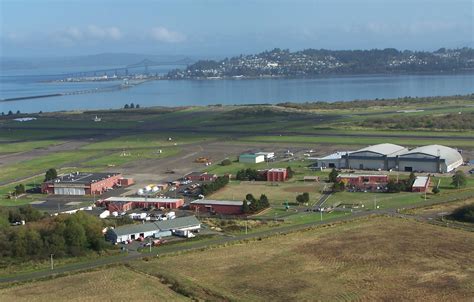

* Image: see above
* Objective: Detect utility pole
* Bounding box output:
[320,210,323,221]
[50,254,54,270]
[149,237,152,253]
[245,219,248,235]
[374,196,377,210]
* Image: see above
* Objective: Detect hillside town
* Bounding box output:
[167,48,474,79]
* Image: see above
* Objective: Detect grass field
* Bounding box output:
[0,140,64,154]
[205,159,320,179]
[208,181,323,205]
[240,135,474,148]
[0,266,190,301]
[129,216,474,301]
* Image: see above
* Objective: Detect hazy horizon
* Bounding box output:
[1,0,472,58]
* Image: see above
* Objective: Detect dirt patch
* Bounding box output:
[283,185,320,193]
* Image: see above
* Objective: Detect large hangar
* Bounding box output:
[342,143,408,170]
[397,145,463,173]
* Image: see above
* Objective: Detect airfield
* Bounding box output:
[1,97,473,300]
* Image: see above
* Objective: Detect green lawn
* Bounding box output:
[239,135,474,148]
[0,150,104,184]
[0,140,64,154]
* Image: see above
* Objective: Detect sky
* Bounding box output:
[0,0,472,58]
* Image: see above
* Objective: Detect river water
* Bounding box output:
[1,66,473,113]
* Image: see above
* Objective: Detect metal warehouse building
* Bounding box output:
[397,145,463,173]
[106,216,201,243]
[42,172,122,195]
[342,143,409,170]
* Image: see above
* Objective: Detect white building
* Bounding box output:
[239,153,265,164]
[106,216,200,243]
[254,152,275,161]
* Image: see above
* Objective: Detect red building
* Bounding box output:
[337,174,389,191]
[42,172,122,195]
[184,172,218,182]
[412,176,430,193]
[103,197,184,212]
[118,178,134,186]
[190,199,243,215]
[266,168,288,182]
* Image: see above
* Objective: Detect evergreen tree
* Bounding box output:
[452,171,467,188]
[408,172,416,187]
[328,168,338,183]
[124,104,129,109]
[7,110,13,115]
[259,194,270,208]
[136,104,140,108]
[16,110,21,115]
[302,192,310,203]
[242,199,250,214]
[64,219,88,256]
[44,168,58,181]
[286,167,294,179]
[14,184,25,195]
[130,103,135,109]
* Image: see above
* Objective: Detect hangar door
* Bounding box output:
[54,187,85,195]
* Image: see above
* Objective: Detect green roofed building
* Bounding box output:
[239,153,265,163]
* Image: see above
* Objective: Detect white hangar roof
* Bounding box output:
[399,145,463,166]
[351,143,408,156]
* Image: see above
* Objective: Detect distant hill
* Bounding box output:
[167,47,474,79]
[0,53,193,71]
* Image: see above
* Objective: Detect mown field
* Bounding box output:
[129,216,474,301]
[0,266,190,301]
[208,181,324,205]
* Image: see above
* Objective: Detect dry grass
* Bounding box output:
[0,266,190,302]
[209,181,323,205]
[407,198,474,215]
[131,217,474,301]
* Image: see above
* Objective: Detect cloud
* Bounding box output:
[50,25,122,46]
[150,26,186,43]
[86,25,122,40]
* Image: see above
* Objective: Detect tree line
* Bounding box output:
[0,208,107,261]
[201,176,229,196]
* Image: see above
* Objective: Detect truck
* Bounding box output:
[173,229,196,238]
[166,211,176,219]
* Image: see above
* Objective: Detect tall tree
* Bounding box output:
[451,171,467,188]
[259,194,270,208]
[44,168,58,181]
[242,199,250,214]
[328,168,338,183]
[408,172,416,187]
